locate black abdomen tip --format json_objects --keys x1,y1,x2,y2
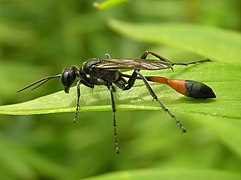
[{"x1": 185, "y1": 80, "x2": 216, "y2": 99}]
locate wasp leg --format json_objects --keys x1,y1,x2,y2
[
  {"x1": 74, "y1": 80, "x2": 81, "y2": 123},
  {"x1": 73, "y1": 78, "x2": 95, "y2": 123},
  {"x1": 136, "y1": 70, "x2": 187, "y2": 133},
  {"x1": 172, "y1": 59, "x2": 211, "y2": 66},
  {"x1": 107, "y1": 83, "x2": 120, "y2": 154},
  {"x1": 121, "y1": 51, "x2": 150, "y2": 90},
  {"x1": 145, "y1": 51, "x2": 173, "y2": 63},
  {"x1": 106, "y1": 51, "x2": 152, "y2": 91},
  {"x1": 145, "y1": 51, "x2": 210, "y2": 66},
  {"x1": 122, "y1": 50, "x2": 174, "y2": 90}
]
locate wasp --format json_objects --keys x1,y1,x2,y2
[{"x1": 18, "y1": 51, "x2": 216, "y2": 153}]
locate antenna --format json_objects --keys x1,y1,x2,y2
[{"x1": 17, "y1": 74, "x2": 61, "y2": 92}]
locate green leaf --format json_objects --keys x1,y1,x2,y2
[
  {"x1": 0, "y1": 62, "x2": 240, "y2": 120},
  {"x1": 108, "y1": 19, "x2": 241, "y2": 63},
  {"x1": 86, "y1": 168, "x2": 241, "y2": 180},
  {"x1": 0, "y1": 20, "x2": 240, "y2": 125},
  {"x1": 0, "y1": 136, "x2": 75, "y2": 179},
  {"x1": 93, "y1": 0, "x2": 128, "y2": 10},
  {"x1": 193, "y1": 114, "x2": 241, "y2": 158}
]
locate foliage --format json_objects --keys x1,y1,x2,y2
[{"x1": 0, "y1": 0, "x2": 241, "y2": 179}]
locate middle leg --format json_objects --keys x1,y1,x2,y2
[{"x1": 107, "y1": 83, "x2": 120, "y2": 154}]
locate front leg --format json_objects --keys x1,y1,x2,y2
[
  {"x1": 73, "y1": 79, "x2": 94, "y2": 123},
  {"x1": 73, "y1": 80, "x2": 81, "y2": 123}
]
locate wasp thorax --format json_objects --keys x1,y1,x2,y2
[{"x1": 61, "y1": 66, "x2": 78, "y2": 93}]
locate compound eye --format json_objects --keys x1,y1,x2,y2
[{"x1": 61, "y1": 66, "x2": 78, "y2": 93}]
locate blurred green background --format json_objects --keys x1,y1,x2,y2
[{"x1": 0, "y1": 0, "x2": 241, "y2": 179}]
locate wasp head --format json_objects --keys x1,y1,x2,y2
[{"x1": 61, "y1": 66, "x2": 78, "y2": 93}]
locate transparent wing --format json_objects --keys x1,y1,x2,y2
[{"x1": 95, "y1": 58, "x2": 172, "y2": 70}]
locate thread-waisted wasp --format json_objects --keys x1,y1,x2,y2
[{"x1": 17, "y1": 51, "x2": 216, "y2": 153}]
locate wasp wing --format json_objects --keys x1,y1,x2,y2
[{"x1": 95, "y1": 59, "x2": 172, "y2": 70}]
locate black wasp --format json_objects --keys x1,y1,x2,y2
[{"x1": 18, "y1": 51, "x2": 216, "y2": 154}]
